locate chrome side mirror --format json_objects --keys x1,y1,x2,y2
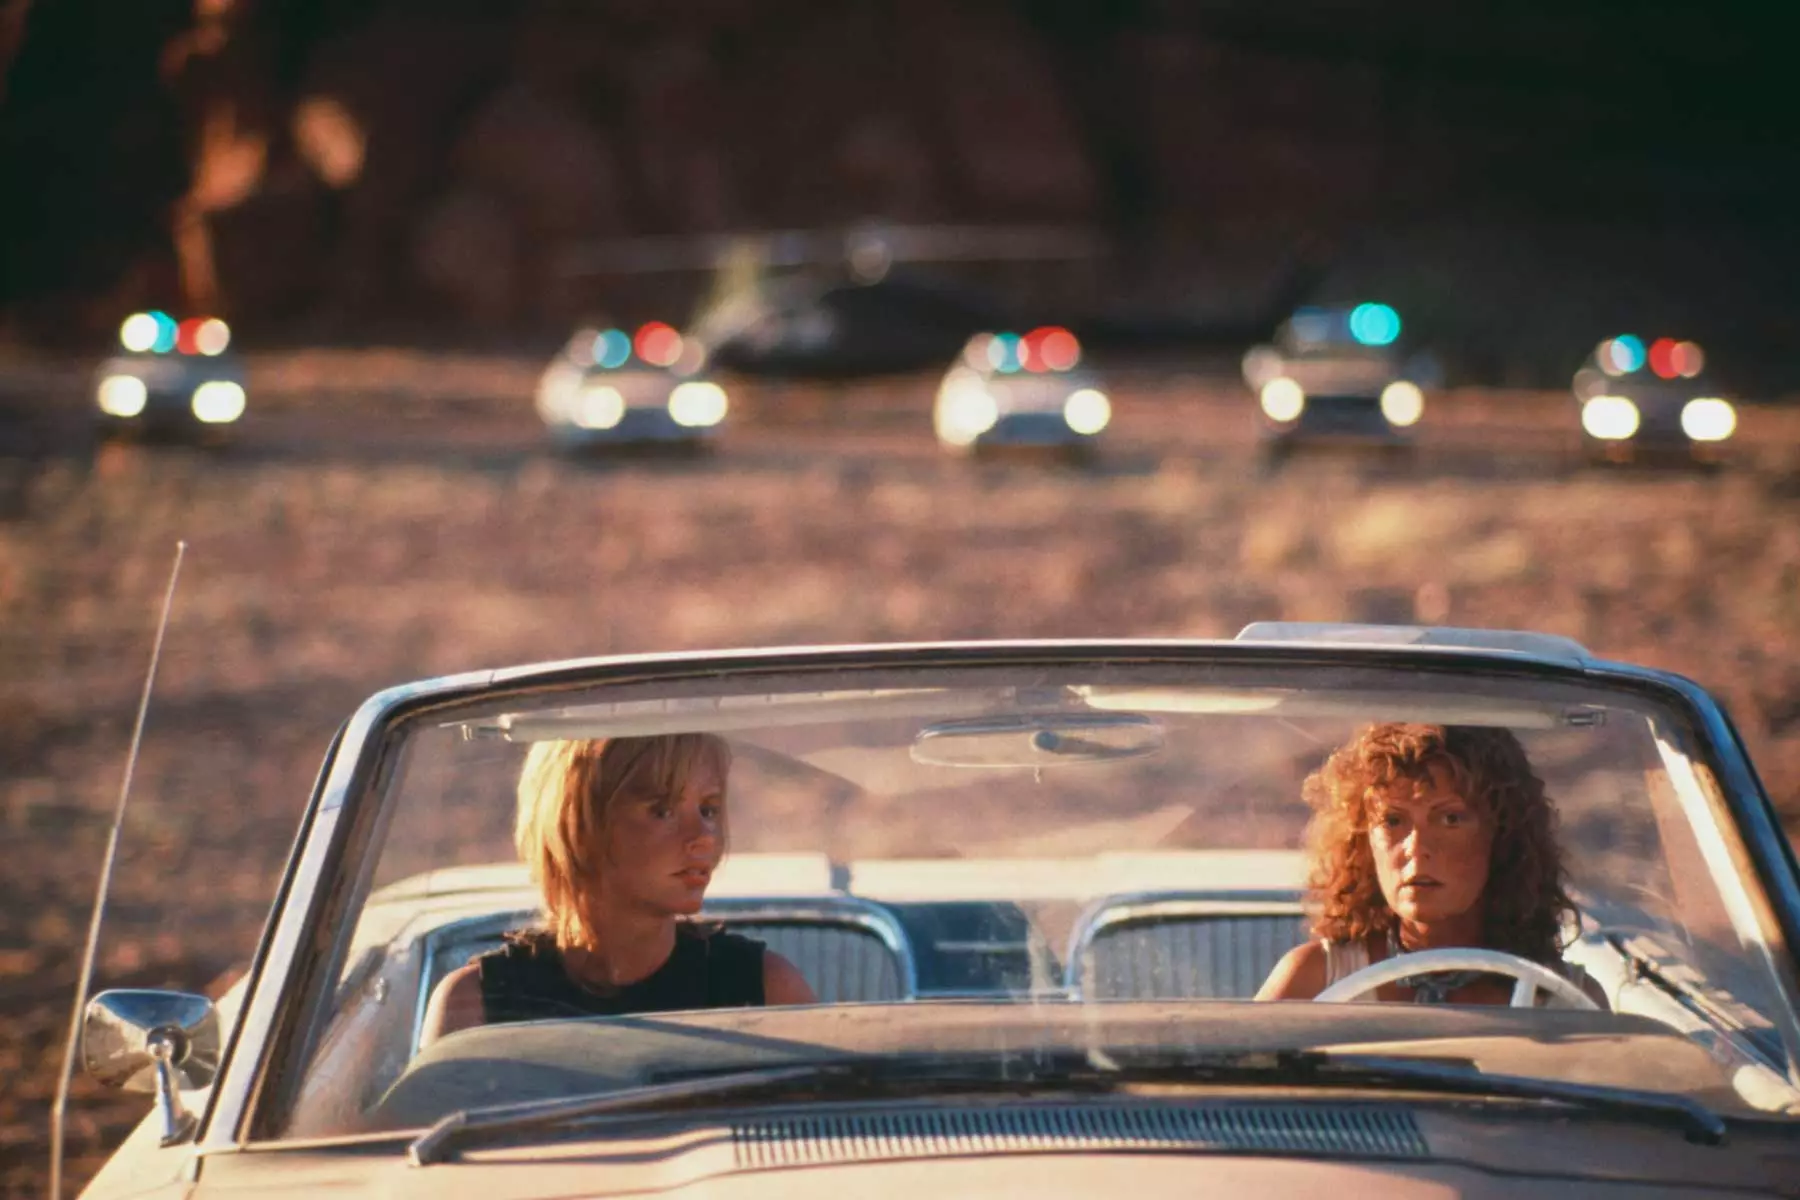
[{"x1": 83, "y1": 989, "x2": 220, "y2": 1145}]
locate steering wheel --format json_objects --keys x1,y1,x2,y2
[{"x1": 1313, "y1": 947, "x2": 1599, "y2": 1009}]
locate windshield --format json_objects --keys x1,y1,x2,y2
[{"x1": 279, "y1": 654, "x2": 1798, "y2": 1137}]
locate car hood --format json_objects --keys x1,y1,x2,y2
[{"x1": 183, "y1": 1105, "x2": 1799, "y2": 1199}]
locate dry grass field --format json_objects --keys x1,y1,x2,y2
[{"x1": 5, "y1": 354, "x2": 1800, "y2": 1195}]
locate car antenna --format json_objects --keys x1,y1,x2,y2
[{"x1": 48, "y1": 540, "x2": 186, "y2": 1200}]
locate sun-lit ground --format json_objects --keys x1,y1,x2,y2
[{"x1": 4, "y1": 356, "x2": 1800, "y2": 1194}]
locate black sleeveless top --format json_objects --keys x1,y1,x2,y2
[{"x1": 475, "y1": 925, "x2": 766, "y2": 1024}]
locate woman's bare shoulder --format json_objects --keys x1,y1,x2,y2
[
  {"x1": 762, "y1": 950, "x2": 816, "y2": 1005},
  {"x1": 1254, "y1": 939, "x2": 1329, "y2": 1001},
  {"x1": 418, "y1": 962, "x2": 485, "y2": 1049}
]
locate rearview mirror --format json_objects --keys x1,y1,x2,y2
[{"x1": 912, "y1": 712, "x2": 1163, "y2": 768}]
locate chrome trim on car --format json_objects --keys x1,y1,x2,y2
[
  {"x1": 1563, "y1": 660, "x2": 1800, "y2": 1085},
  {"x1": 410, "y1": 910, "x2": 513, "y2": 1060},
  {"x1": 701, "y1": 897, "x2": 920, "y2": 1003},
  {"x1": 202, "y1": 783, "x2": 345, "y2": 1150},
  {"x1": 1643, "y1": 701, "x2": 1800, "y2": 1085},
  {"x1": 83, "y1": 989, "x2": 222, "y2": 1146},
  {"x1": 203, "y1": 672, "x2": 491, "y2": 1151}
]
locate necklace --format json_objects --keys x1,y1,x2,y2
[{"x1": 1385, "y1": 928, "x2": 1486, "y2": 1004}]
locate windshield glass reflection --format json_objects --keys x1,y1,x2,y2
[{"x1": 283, "y1": 662, "x2": 1797, "y2": 1136}]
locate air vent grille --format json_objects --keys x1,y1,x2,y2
[{"x1": 734, "y1": 1102, "x2": 1426, "y2": 1169}]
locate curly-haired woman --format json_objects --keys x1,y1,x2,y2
[{"x1": 1256, "y1": 722, "x2": 1606, "y2": 1006}]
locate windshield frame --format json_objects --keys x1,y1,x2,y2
[{"x1": 200, "y1": 638, "x2": 1800, "y2": 1152}]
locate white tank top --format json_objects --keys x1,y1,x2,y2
[{"x1": 1321, "y1": 938, "x2": 1371, "y2": 985}]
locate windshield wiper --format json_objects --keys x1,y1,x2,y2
[{"x1": 406, "y1": 1047, "x2": 1727, "y2": 1166}]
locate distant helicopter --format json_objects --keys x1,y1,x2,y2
[
  {"x1": 547, "y1": 220, "x2": 1333, "y2": 380},
  {"x1": 549, "y1": 222, "x2": 1104, "y2": 379}
]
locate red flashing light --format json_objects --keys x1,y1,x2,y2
[
  {"x1": 175, "y1": 317, "x2": 205, "y2": 355},
  {"x1": 1022, "y1": 326, "x2": 1080, "y2": 373},
  {"x1": 1040, "y1": 327, "x2": 1079, "y2": 371},
  {"x1": 635, "y1": 322, "x2": 682, "y2": 367},
  {"x1": 1672, "y1": 341, "x2": 1704, "y2": 378},
  {"x1": 1648, "y1": 337, "x2": 1679, "y2": 380}
]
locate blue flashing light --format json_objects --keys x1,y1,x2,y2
[
  {"x1": 594, "y1": 328, "x2": 631, "y2": 369},
  {"x1": 1605, "y1": 334, "x2": 1646, "y2": 375},
  {"x1": 149, "y1": 310, "x2": 178, "y2": 354},
  {"x1": 988, "y1": 332, "x2": 1023, "y2": 374},
  {"x1": 1349, "y1": 302, "x2": 1401, "y2": 347}
]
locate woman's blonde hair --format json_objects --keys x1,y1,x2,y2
[{"x1": 514, "y1": 733, "x2": 732, "y2": 950}]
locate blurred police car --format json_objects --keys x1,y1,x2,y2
[
  {"x1": 932, "y1": 328, "x2": 1111, "y2": 460},
  {"x1": 1241, "y1": 303, "x2": 1433, "y2": 461},
  {"x1": 93, "y1": 311, "x2": 246, "y2": 443},
  {"x1": 535, "y1": 323, "x2": 727, "y2": 452},
  {"x1": 1572, "y1": 335, "x2": 1735, "y2": 465}
]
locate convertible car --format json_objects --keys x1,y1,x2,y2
[{"x1": 79, "y1": 628, "x2": 1800, "y2": 1197}]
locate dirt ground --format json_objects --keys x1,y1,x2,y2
[{"x1": 4, "y1": 357, "x2": 1800, "y2": 1196}]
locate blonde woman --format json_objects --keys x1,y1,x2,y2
[{"x1": 421, "y1": 733, "x2": 813, "y2": 1047}]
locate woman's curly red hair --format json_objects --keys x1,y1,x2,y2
[{"x1": 1303, "y1": 723, "x2": 1575, "y2": 963}]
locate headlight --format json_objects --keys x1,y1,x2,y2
[
  {"x1": 191, "y1": 380, "x2": 245, "y2": 423},
  {"x1": 535, "y1": 364, "x2": 582, "y2": 419},
  {"x1": 1581, "y1": 395, "x2": 1639, "y2": 440},
  {"x1": 1380, "y1": 380, "x2": 1424, "y2": 427},
  {"x1": 1063, "y1": 388, "x2": 1111, "y2": 435},
  {"x1": 668, "y1": 381, "x2": 728, "y2": 427},
  {"x1": 935, "y1": 374, "x2": 999, "y2": 446},
  {"x1": 119, "y1": 314, "x2": 160, "y2": 354},
  {"x1": 1241, "y1": 345, "x2": 1283, "y2": 388},
  {"x1": 573, "y1": 385, "x2": 625, "y2": 430},
  {"x1": 1260, "y1": 377, "x2": 1305, "y2": 423},
  {"x1": 195, "y1": 318, "x2": 231, "y2": 356},
  {"x1": 1681, "y1": 397, "x2": 1735, "y2": 442},
  {"x1": 97, "y1": 375, "x2": 147, "y2": 417}
]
